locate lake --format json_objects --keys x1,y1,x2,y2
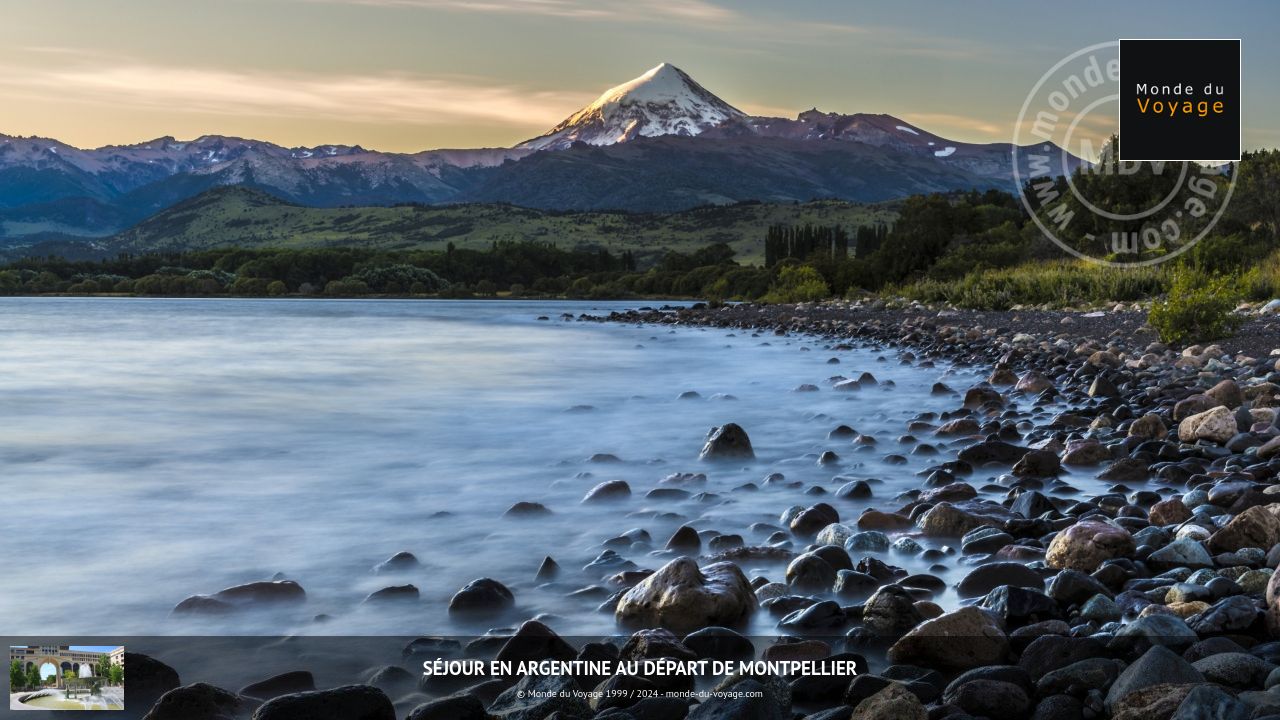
[{"x1": 0, "y1": 297, "x2": 986, "y2": 637}]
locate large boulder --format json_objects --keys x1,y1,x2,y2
[
  {"x1": 252, "y1": 685, "x2": 394, "y2": 720},
  {"x1": 125, "y1": 652, "x2": 181, "y2": 712},
  {"x1": 850, "y1": 681, "x2": 926, "y2": 720},
  {"x1": 615, "y1": 557, "x2": 755, "y2": 633},
  {"x1": 447, "y1": 578, "x2": 515, "y2": 616},
  {"x1": 1177, "y1": 406, "x2": 1237, "y2": 444},
  {"x1": 1206, "y1": 505, "x2": 1280, "y2": 553},
  {"x1": 700, "y1": 424, "x2": 754, "y2": 460},
  {"x1": 1045, "y1": 521, "x2": 1135, "y2": 572},
  {"x1": 886, "y1": 606, "x2": 1010, "y2": 671}
]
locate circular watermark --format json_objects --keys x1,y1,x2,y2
[{"x1": 1012, "y1": 41, "x2": 1237, "y2": 267}]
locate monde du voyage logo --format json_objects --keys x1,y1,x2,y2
[{"x1": 1013, "y1": 39, "x2": 1242, "y2": 267}]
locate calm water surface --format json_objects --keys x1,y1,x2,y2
[{"x1": 0, "y1": 297, "x2": 1008, "y2": 637}]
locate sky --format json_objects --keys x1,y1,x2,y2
[{"x1": 1, "y1": 0, "x2": 1277, "y2": 153}]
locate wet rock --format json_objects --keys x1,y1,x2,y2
[
  {"x1": 862, "y1": 585, "x2": 926, "y2": 637},
  {"x1": 447, "y1": 578, "x2": 515, "y2": 616},
  {"x1": 1079, "y1": 594, "x2": 1122, "y2": 623},
  {"x1": 937, "y1": 418, "x2": 981, "y2": 435},
  {"x1": 856, "y1": 510, "x2": 913, "y2": 531},
  {"x1": 845, "y1": 531, "x2": 891, "y2": 552},
  {"x1": 373, "y1": 551, "x2": 419, "y2": 574},
  {"x1": 1148, "y1": 538, "x2": 1215, "y2": 570},
  {"x1": 1177, "y1": 406, "x2": 1237, "y2": 444},
  {"x1": 956, "y1": 562, "x2": 1043, "y2": 598},
  {"x1": 1013, "y1": 450, "x2": 1061, "y2": 477},
  {"x1": 1149, "y1": 498, "x2": 1192, "y2": 526},
  {"x1": 786, "y1": 553, "x2": 837, "y2": 592},
  {"x1": 363, "y1": 585, "x2": 418, "y2": 603},
  {"x1": 779, "y1": 600, "x2": 846, "y2": 631},
  {"x1": 1016, "y1": 372, "x2": 1054, "y2": 394},
  {"x1": 1104, "y1": 646, "x2": 1204, "y2": 711},
  {"x1": 1061, "y1": 439, "x2": 1111, "y2": 465},
  {"x1": 583, "y1": 480, "x2": 631, "y2": 503},
  {"x1": 1189, "y1": 595, "x2": 1262, "y2": 634},
  {"x1": 495, "y1": 620, "x2": 578, "y2": 666},
  {"x1": 958, "y1": 439, "x2": 1026, "y2": 465},
  {"x1": 964, "y1": 385, "x2": 1005, "y2": 409},
  {"x1": 1046, "y1": 568, "x2": 1113, "y2": 606},
  {"x1": 815, "y1": 523, "x2": 855, "y2": 547},
  {"x1": 834, "y1": 570, "x2": 879, "y2": 601},
  {"x1": 535, "y1": 556, "x2": 560, "y2": 581},
  {"x1": 887, "y1": 606, "x2": 1010, "y2": 671},
  {"x1": 1046, "y1": 520, "x2": 1135, "y2": 572},
  {"x1": 252, "y1": 685, "x2": 394, "y2": 720},
  {"x1": 615, "y1": 557, "x2": 755, "y2": 633},
  {"x1": 791, "y1": 503, "x2": 840, "y2": 536},
  {"x1": 1109, "y1": 683, "x2": 1196, "y2": 720},
  {"x1": 143, "y1": 683, "x2": 244, "y2": 720},
  {"x1": 666, "y1": 525, "x2": 701, "y2": 553},
  {"x1": 175, "y1": 580, "x2": 305, "y2": 614},
  {"x1": 979, "y1": 585, "x2": 1059, "y2": 626},
  {"x1": 916, "y1": 502, "x2": 989, "y2": 537},
  {"x1": 1206, "y1": 379, "x2": 1244, "y2": 408},
  {"x1": 700, "y1": 424, "x2": 755, "y2": 460},
  {"x1": 505, "y1": 501, "x2": 552, "y2": 517},
  {"x1": 1035, "y1": 658, "x2": 1122, "y2": 697}
]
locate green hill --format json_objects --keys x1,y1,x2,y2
[{"x1": 105, "y1": 186, "x2": 895, "y2": 265}]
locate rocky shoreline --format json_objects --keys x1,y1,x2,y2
[{"x1": 121, "y1": 299, "x2": 1280, "y2": 719}]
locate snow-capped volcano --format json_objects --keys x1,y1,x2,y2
[{"x1": 517, "y1": 63, "x2": 745, "y2": 151}]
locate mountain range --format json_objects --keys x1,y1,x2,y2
[{"x1": 0, "y1": 63, "x2": 1079, "y2": 251}]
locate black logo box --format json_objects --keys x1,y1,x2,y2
[{"x1": 1119, "y1": 39, "x2": 1241, "y2": 162}]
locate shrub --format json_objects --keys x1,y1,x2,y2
[
  {"x1": 763, "y1": 265, "x2": 831, "y2": 303},
  {"x1": 323, "y1": 278, "x2": 370, "y2": 296},
  {"x1": 1147, "y1": 266, "x2": 1243, "y2": 345},
  {"x1": 352, "y1": 264, "x2": 447, "y2": 293},
  {"x1": 267, "y1": 280, "x2": 288, "y2": 296}
]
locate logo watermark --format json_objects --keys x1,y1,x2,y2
[{"x1": 1012, "y1": 41, "x2": 1237, "y2": 267}]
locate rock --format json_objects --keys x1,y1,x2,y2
[
  {"x1": 979, "y1": 585, "x2": 1059, "y2": 625},
  {"x1": 791, "y1": 504, "x2": 840, "y2": 536},
  {"x1": 1079, "y1": 594, "x2": 1122, "y2": 623},
  {"x1": 125, "y1": 652, "x2": 181, "y2": 711},
  {"x1": 666, "y1": 526, "x2": 701, "y2": 553},
  {"x1": 862, "y1": 585, "x2": 926, "y2": 637},
  {"x1": 1046, "y1": 521, "x2": 1135, "y2": 572},
  {"x1": 1046, "y1": 569, "x2": 1112, "y2": 606},
  {"x1": 447, "y1": 578, "x2": 515, "y2": 616},
  {"x1": 536, "y1": 556, "x2": 560, "y2": 581},
  {"x1": 583, "y1": 480, "x2": 631, "y2": 503},
  {"x1": 1149, "y1": 498, "x2": 1192, "y2": 526},
  {"x1": 683, "y1": 627, "x2": 754, "y2": 661},
  {"x1": 1129, "y1": 413, "x2": 1169, "y2": 440},
  {"x1": 937, "y1": 418, "x2": 981, "y2": 435},
  {"x1": 1017, "y1": 635, "x2": 1106, "y2": 678},
  {"x1": 1035, "y1": 658, "x2": 1122, "y2": 697},
  {"x1": 251, "y1": 685, "x2": 394, "y2": 720},
  {"x1": 1089, "y1": 374, "x2": 1120, "y2": 398},
  {"x1": 615, "y1": 557, "x2": 755, "y2": 633},
  {"x1": 1032, "y1": 694, "x2": 1085, "y2": 720},
  {"x1": 1061, "y1": 439, "x2": 1111, "y2": 465},
  {"x1": 1110, "y1": 683, "x2": 1196, "y2": 720},
  {"x1": 1113, "y1": 613, "x2": 1199, "y2": 650},
  {"x1": 1189, "y1": 595, "x2": 1262, "y2": 634},
  {"x1": 505, "y1": 501, "x2": 552, "y2": 517},
  {"x1": 240, "y1": 671, "x2": 316, "y2": 701},
  {"x1": 495, "y1": 620, "x2": 578, "y2": 665},
  {"x1": 175, "y1": 581, "x2": 306, "y2": 614},
  {"x1": 1169, "y1": 684, "x2": 1250, "y2": 720},
  {"x1": 786, "y1": 553, "x2": 837, "y2": 592},
  {"x1": 815, "y1": 523, "x2": 855, "y2": 547},
  {"x1": 1016, "y1": 372, "x2": 1054, "y2": 394},
  {"x1": 856, "y1": 510, "x2": 913, "y2": 531},
  {"x1": 845, "y1": 531, "x2": 891, "y2": 552},
  {"x1": 957, "y1": 439, "x2": 1025, "y2": 464},
  {"x1": 489, "y1": 675, "x2": 589, "y2": 720},
  {"x1": 1208, "y1": 505, "x2": 1280, "y2": 553},
  {"x1": 1148, "y1": 538, "x2": 1215, "y2": 570},
  {"x1": 850, "y1": 682, "x2": 926, "y2": 720},
  {"x1": 834, "y1": 570, "x2": 879, "y2": 600},
  {"x1": 886, "y1": 606, "x2": 1010, "y2": 671},
  {"x1": 779, "y1": 600, "x2": 846, "y2": 632},
  {"x1": 1206, "y1": 379, "x2": 1244, "y2": 409},
  {"x1": 956, "y1": 562, "x2": 1044, "y2": 598},
  {"x1": 917, "y1": 502, "x2": 988, "y2": 537},
  {"x1": 1011, "y1": 490, "x2": 1055, "y2": 518},
  {"x1": 143, "y1": 683, "x2": 245, "y2": 720},
  {"x1": 363, "y1": 584, "x2": 418, "y2": 603},
  {"x1": 1192, "y1": 651, "x2": 1273, "y2": 688},
  {"x1": 1104, "y1": 646, "x2": 1204, "y2": 711},
  {"x1": 1013, "y1": 450, "x2": 1062, "y2": 477},
  {"x1": 943, "y1": 679, "x2": 1030, "y2": 720},
  {"x1": 1178, "y1": 406, "x2": 1237, "y2": 444},
  {"x1": 372, "y1": 551, "x2": 419, "y2": 573},
  {"x1": 700, "y1": 424, "x2": 754, "y2": 460},
  {"x1": 406, "y1": 695, "x2": 487, "y2": 720}
]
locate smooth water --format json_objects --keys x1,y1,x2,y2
[{"x1": 0, "y1": 298, "x2": 987, "y2": 637}]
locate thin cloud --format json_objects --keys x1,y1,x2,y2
[
  {"x1": 0, "y1": 62, "x2": 592, "y2": 128},
  {"x1": 298, "y1": 0, "x2": 736, "y2": 22}
]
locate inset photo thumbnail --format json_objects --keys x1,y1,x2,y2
[{"x1": 9, "y1": 645, "x2": 124, "y2": 711}]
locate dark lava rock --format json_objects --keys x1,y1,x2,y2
[
  {"x1": 700, "y1": 423, "x2": 755, "y2": 460},
  {"x1": 447, "y1": 578, "x2": 515, "y2": 616},
  {"x1": 252, "y1": 685, "x2": 394, "y2": 720}
]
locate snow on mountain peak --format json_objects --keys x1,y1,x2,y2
[{"x1": 517, "y1": 63, "x2": 745, "y2": 151}]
